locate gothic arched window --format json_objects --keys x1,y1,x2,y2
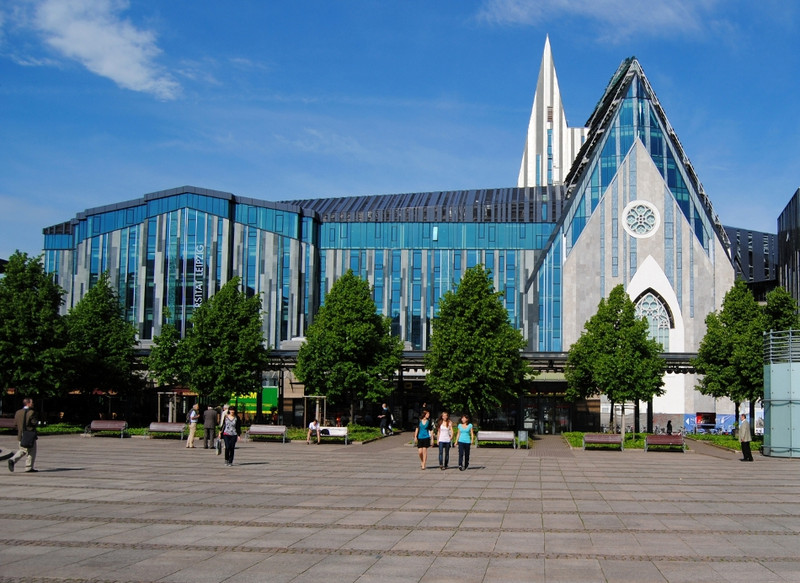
[{"x1": 634, "y1": 290, "x2": 672, "y2": 351}]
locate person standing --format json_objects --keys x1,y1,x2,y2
[
  {"x1": 456, "y1": 414, "x2": 475, "y2": 471},
  {"x1": 435, "y1": 411, "x2": 453, "y2": 470},
  {"x1": 666, "y1": 420, "x2": 673, "y2": 435},
  {"x1": 739, "y1": 413, "x2": 754, "y2": 462},
  {"x1": 219, "y1": 406, "x2": 242, "y2": 466},
  {"x1": 8, "y1": 398, "x2": 38, "y2": 473},
  {"x1": 202, "y1": 405, "x2": 218, "y2": 449},
  {"x1": 414, "y1": 409, "x2": 434, "y2": 470},
  {"x1": 186, "y1": 403, "x2": 200, "y2": 448}
]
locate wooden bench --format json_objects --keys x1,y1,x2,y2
[
  {"x1": 245, "y1": 424, "x2": 288, "y2": 443},
  {"x1": 145, "y1": 422, "x2": 187, "y2": 440},
  {"x1": 582, "y1": 433, "x2": 624, "y2": 450},
  {"x1": 476, "y1": 430, "x2": 517, "y2": 449},
  {"x1": 319, "y1": 426, "x2": 349, "y2": 445},
  {"x1": 0, "y1": 418, "x2": 16, "y2": 430},
  {"x1": 84, "y1": 419, "x2": 128, "y2": 438},
  {"x1": 645, "y1": 434, "x2": 685, "y2": 452}
]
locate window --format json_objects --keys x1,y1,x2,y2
[{"x1": 635, "y1": 290, "x2": 672, "y2": 351}]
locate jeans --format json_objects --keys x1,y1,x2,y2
[
  {"x1": 222, "y1": 434, "x2": 238, "y2": 463},
  {"x1": 438, "y1": 441, "x2": 451, "y2": 467},
  {"x1": 458, "y1": 442, "x2": 471, "y2": 468}
]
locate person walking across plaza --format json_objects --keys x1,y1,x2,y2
[
  {"x1": 186, "y1": 403, "x2": 200, "y2": 448},
  {"x1": 414, "y1": 409, "x2": 434, "y2": 470},
  {"x1": 202, "y1": 405, "x2": 218, "y2": 449},
  {"x1": 8, "y1": 397, "x2": 39, "y2": 473},
  {"x1": 378, "y1": 403, "x2": 392, "y2": 436},
  {"x1": 739, "y1": 413, "x2": 754, "y2": 462},
  {"x1": 219, "y1": 406, "x2": 241, "y2": 466},
  {"x1": 435, "y1": 411, "x2": 453, "y2": 470},
  {"x1": 456, "y1": 414, "x2": 474, "y2": 471}
]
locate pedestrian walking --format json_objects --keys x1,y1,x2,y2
[
  {"x1": 8, "y1": 397, "x2": 39, "y2": 473},
  {"x1": 456, "y1": 414, "x2": 474, "y2": 471},
  {"x1": 435, "y1": 411, "x2": 453, "y2": 470},
  {"x1": 414, "y1": 409, "x2": 434, "y2": 470},
  {"x1": 202, "y1": 405, "x2": 218, "y2": 449},
  {"x1": 378, "y1": 403, "x2": 392, "y2": 436},
  {"x1": 219, "y1": 406, "x2": 242, "y2": 466},
  {"x1": 739, "y1": 413, "x2": 754, "y2": 462}
]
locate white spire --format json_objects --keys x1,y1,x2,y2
[{"x1": 517, "y1": 36, "x2": 588, "y2": 188}]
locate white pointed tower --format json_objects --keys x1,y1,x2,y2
[{"x1": 517, "y1": 36, "x2": 588, "y2": 188}]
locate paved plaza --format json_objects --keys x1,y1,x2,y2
[{"x1": 0, "y1": 431, "x2": 799, "y2": 583}]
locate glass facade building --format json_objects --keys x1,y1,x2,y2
[
  {"x1": 44, "y1": 186, "x2": 567, "y2": 351},
  {"x1": 39, "y1": 39, "x2": 781, "y2": 430}
]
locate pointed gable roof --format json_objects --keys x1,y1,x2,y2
[{"x1": 558, "y1": 56, "x2": 730, "y2": 255}]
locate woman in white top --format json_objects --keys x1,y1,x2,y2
[
  {"x1": 435, "y1": 411, "x2": 453, "y2": 470},
  {"x1": 307, "y1": 419, "x2": 320, "y2": 444}
]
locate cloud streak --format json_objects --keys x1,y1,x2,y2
[
  {"x1": 477, "y1": 0, "x2": 722, "y2": 42},
  {"x1": 17, "y1": 0, "x2": 180, "y2": 99}
]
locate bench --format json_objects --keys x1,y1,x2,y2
[
  {"x1": 245, "y1": 424, "x2": 288, "y2": 443},
  {"x1": 0, "y1": 418, "x2": 16, "y2": 430},
  {"x1": 145, "y1": 422, "x2": 187, "y2": 440},
  {"x1": 645, "y1": 434, "x2": 685, "y2": 452},
  {"x1": 582, "y1": 433, "x2": 624, "y2": 450},
  {"x1": 319, "y1": 426, "x2": 349, "y2": 445},
  {"x1": 84, "y1": 420, "x2": 128, "y2": 438},
  {"x1": 476, "y1": 430, "x2": 517, "y2": 449}
]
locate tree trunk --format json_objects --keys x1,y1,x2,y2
[{"x1": 609, "y1": 401, "x2": 615, "y2": 432}]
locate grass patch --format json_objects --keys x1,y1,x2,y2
[
  {"x1": 563, "y1": 431, "x2": 648, "y2": 450},
  {"x1": 686, "y1": 433, "x2": 762, "y2": 451},
  {"x1": 286, "y1": 424, "x2": 382, "y2": 443}
]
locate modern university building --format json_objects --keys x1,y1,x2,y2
[{"x1": 42, "y1": 38, "x2": 780, "y2": 432}]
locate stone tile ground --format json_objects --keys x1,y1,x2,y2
[{"x1": 0, "y1": 432, "x2": 798, "y2": 582}]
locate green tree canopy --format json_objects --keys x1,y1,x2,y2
[
  {"x1": 425, "y1": 264, "x2": 528, "y2": 417},
  {"x1": 179, "y1": 277, "x2": 269, "y2": 403},
  {"x1": 0, "y1": 251, "x2": 67, "y2": 398},
  {"x1": 147, "y1": 310, "x2": 184, "y2": 389},
  {"x1": 693, "y1": 280, "x2": 796, "y2": 422},
  {"x1": 693, "y1": 279, "x2": 765, "y2": 407},
  {"x1": 64, "y1": 272, "x2": 139, "y2": 395},
  {"x1": 295, "y1": 270, "x2": 403, "y2": 415},
  {"x1": 764, "y1": 286, "x2": 800, "y2": 332},
  {"x1": 565, "y1": 285, "x2": 665, "y2": 414}
]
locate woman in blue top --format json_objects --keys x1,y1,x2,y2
[
  {"x1": 456, "y1": 414, "x2": 474, "y2": 471},
  {"x1": 414, "y1": 409, "x2": 434, "y2": 470}
]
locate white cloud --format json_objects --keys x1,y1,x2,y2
[
  {"x1": 30, "y1": 0, "x2": 180, "y2": 99},
  {"x1": 477, "y1": 0, "x2": 722, "y2": 41}
]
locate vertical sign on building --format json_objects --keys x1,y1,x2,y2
[{"x1": 194, "y1": 244, "x2": 205, "y2": 307}]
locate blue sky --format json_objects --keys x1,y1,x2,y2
[{"x1": 1, "y1": 0, "x2": 798, "y2": 260}]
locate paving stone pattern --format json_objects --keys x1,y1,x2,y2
[{"x1": 0, "y1": 433, "x2": 798, "y2": 582}]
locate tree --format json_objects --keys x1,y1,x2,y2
[
  {"x1": 565, "y1": 285, "x2": 665, "y2": 429},
  {"x1": 425, "y1": 265, "x2": 528, "y2": 419},
  {"x1": 147, "y1": 310, "x2": 184, "y2": 389},
  {"x1": 295, "y1": 270, "x2": 403, "y2": 419},
  {"x1": 64, "y1": 272, "x2": 139, "y2": 396},
  {"x1": 693, "y1": 280, "x2": 765, "y2": 425},
  {"x1": 0, "y1": 251, "x2": 67, "y2": 398},
  {"x1": 179, "y1": 277, "x2": 269, "y2": 404},
  {"x1": 764, "y1": 286, "x2": 800, "y2": 332}
]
